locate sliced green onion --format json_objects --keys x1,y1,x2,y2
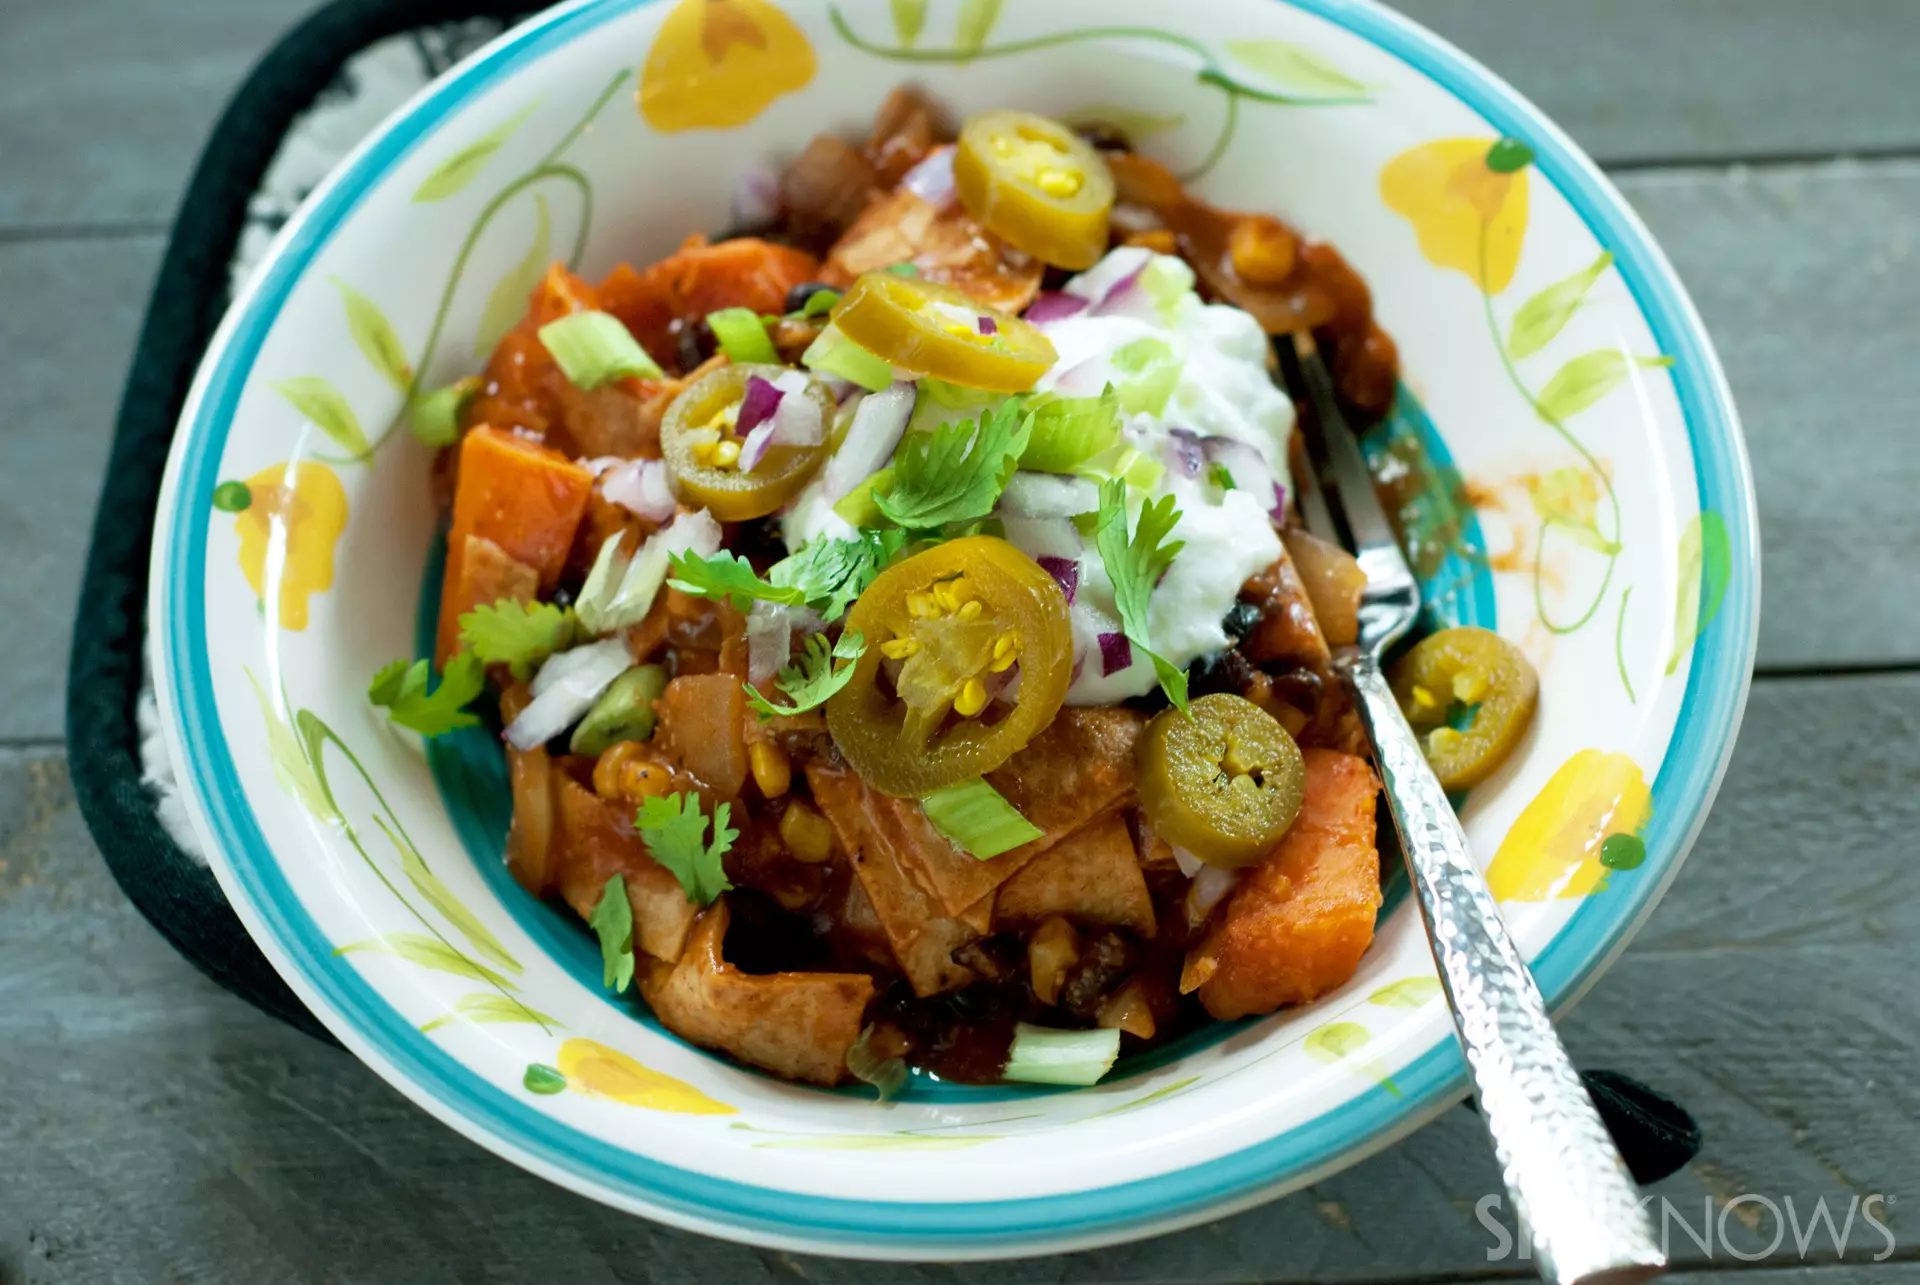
[
  {"x1": 1075, "y1": 442, "x2": 1164, "y2": 492},
  {"x1": 574, "y1": 532, "x2": 630, "y2": 635},
  {"x1": 846, "y1": 1025, "x2": 910, "y2": 1101},
  {"x1": 1002, "y1": 1023, "x2": 1121, "y2": 1086},
  {"x1": 409, "y1": 375, "x2": 480, "y2": 448},
  {"x1": 884, "y1": 262, "x2": 921, "y2": 277},
  {"x1": 919, "y1": 377, "x2": 999, "y2": 410},
  {"x1": 831, "y1": 467, "x2": 894, "y2": 527},
  {"x1": 538, "y1": 310, "x2": 664, "y2": 389},
  {"x1": 921, "y1": 777, "x2": 1042, "y2": 860},
  {"x1": 1021, "y1": 384, "x2": 1121, "y2": 473},
  {"x1": 1208, "y1": 462, "x2": 1237, "y2": 491},
  {"x1": 706, "y1": 306, "x2": 780, "y2": 364},
  {"x1": 803, "y1": 324, "x2": 895, "y2": 392},
  {"x1": 798, "y1": 288, "x2": 842, "y2": 319},
  {"x1": 1111, "y1": 336, "x2": 1183, "y2": 417},
  {"x1": 1139, "y1": 255, "x2": 1197, "y2": 322}
]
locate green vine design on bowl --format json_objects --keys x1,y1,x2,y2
[
  {"x1": 830, "y1": 3, "x2": 1373, "y2": 181},
  {"x1": 247, "y1": 671, "x2": 556, "y2": 1036},
  {"x1": 271, "y1": 70, "x2": 630, "y2": 470}
]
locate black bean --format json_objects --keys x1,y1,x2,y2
[
  {"x1": 1220, "y1": 599, "x2": 1262, "y2": 644},
  {"x1": 672, "y1": 315, "x2": 717, "y2": 372},
  {"x1": 1060, "y1": 932, "x2": 1135, "y2": 1017},
  {"x1": 1187, "y1": 649, "x2": 1257, "y2": 700}
]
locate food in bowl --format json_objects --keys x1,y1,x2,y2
[{"x1": 378, "y1": 87, "x2": 1536, "y2": 1093}]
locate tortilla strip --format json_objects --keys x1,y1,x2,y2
[
  {"x1": 995, "y1": 810, "x2": 1156, "y2": 936},
  {"x1": 552, "y1": 775, "x2": 698, "y2": 964},
  {"x1": 640, "y1": 903, "x2": 874, "y2": 1086}
]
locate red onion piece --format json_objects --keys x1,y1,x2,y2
[
  {"x1": 1166, "y1": 428, "x2": 1207, "y2": 479},
  {"x1": 1037, "y1": 556, "x2": 1079, "y2": 605},
  {"x1": 1024, "y1": 291, "x2": 1088, "y2": 325},
  {"x1": 821, "y1": 381, "x2": 914, "y2": 503},
  {"x1": 1065, "y1": 246, "x2": 1153, "y2": 307},
  {"x1": 978, "y1": 315, "x2": 998, "y2": 336},
  {"x1": 900, "y1": 144, "x2": 956, "y2": 207},
  {"x1": 737, "y1": 422, "x2": 777, "y2": 473},
  {"x1": 1201, "y1": 436, "x2": 1286, "y2": 520},
  {"x1": 1098, "y1": 631, "x2": 1133, "y2": 676},
  {"x1": 738, "y1": 375, "x2": 784, "y2": 435},
  {"x1": 600, "y1": 458, "x2": 677, "y2": 521}
]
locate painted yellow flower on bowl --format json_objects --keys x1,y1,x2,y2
[
  {"x1": 214, "y1": 460, "x2": 348, "y2": 632},
  {"x1": 1485, "y1": 749, "x2": 1651, "y2": 902},
  {"x1": 640, "y1": 0, "x2": 816, "y2": 132},
  {"x1": 523, "y1": 1038, "x2": 737, "y2": 1115},
  {"x1": 1380, "y1": 137, "x2": 1532, "y2": 293}
]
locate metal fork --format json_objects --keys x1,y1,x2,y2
[{"x1": 1279, "y1": 334, "x2": 1666, "y2": 1285}]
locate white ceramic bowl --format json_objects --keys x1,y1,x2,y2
[{"x1": 152, "y1": 0, "x2": 1758, "y2": 1259}]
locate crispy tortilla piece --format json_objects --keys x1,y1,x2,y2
[
  {"x1": 995, "y1": 810, "x2": 1156, "y2": 936},
  {"x1": 1191, "y1": 749, "x2": 1383, "y2": 1020},
  {"x1": 551, "y1": 775, "x2": 698, "y2": 964},
  {"x1": 823, "y1": 182, "x2": 1043, "y2": 314},
  {"x1": 639, "y1": 901, "x2": 874, "y2": 1086},
  {"x1": 807, "y1": 763, "x2": 984, "y2": 996}
]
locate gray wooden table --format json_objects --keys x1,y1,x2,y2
[{"x1": 5, "y1": 1, "x2": 1918, "y2": 1281}]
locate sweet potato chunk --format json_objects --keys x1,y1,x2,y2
[
  {"x1": 599, "y1": 236, "x2": 819, "y2": 362},
  {"x1": 995, "y1": 811, "x2": 1155, "y2": 936},
  {"x1": 1193, "y1": 749, "x2": 1383, "y2": 1020},
  {"x1": 639, "y1": 902, "x2": 874, "y2": 1086},
  {"x1": 550, "y1": 775, "x2": 698, "y2": 964},
  {"x1": 436, "y1": 427, "x2": 592, "y2": 662}
]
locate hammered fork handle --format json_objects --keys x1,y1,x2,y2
[{"x1": 1340, "y1": 653, "x2": 1665, "y2": 1285}]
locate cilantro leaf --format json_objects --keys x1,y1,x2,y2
[
  {"x1": 458, "y1": 598, "x2": 577, "y2": 681},
  {"x1": 1093, "y1": 478, "x2": 1191, "y2": 713},
  {"x1": 588, "y1": 874, "x2": 635, "y2": 992},
  {"x1": 744, "y1": 631, "x2": 866, "y2": 721},
  {"x1": 367, "y1": 651, "x2": 486, "y2": 736},
  {"x1": 635, "y1": 793, "x2": 737, "y2": 906},
  {"x1": 874, "y1": 400, "x2": 1033, "y2": 529},
  {"x1": 666, "y1": 550, "x2": 808, "y2": 613},
  {"x1": 769, "y1": 529, "x2": 907, "y2": 620}
]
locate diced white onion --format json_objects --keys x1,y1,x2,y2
[
  {"x1": 820, "y1": 381, "x2": 914, "y2": 504},
  {"x1": 900, "y1": 145, "x2": 957, "y2": 207},
  {"x1": 998, "y1": 471, "x2": 1099, "y2": 520},
  {"x1": 1186, "y1": 863, "x2": 1241, "y2": 924},
  {"x1": 597, "y1": 509, "x2": 721, "y2": 633},
  {"x1": 1172, "y1": 845, "x2": 1205, "y2": 879},
  {"x1": 1064, "y1": 245, "x2": 1152, "y2": 306},
  {"x1": 507, "y1": 638, "x2": 633, "y2": 750},
  {"x1": 600, "y1": 457, "x2": 677, "y2": 521}
]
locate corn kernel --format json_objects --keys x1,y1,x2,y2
[
  {"x1": 593, "y1": 741, "x2": 675, "y2": 805},
  {"x1": 1124, "y1": 228, "x2": 1178, "y2": 254},
  {"x1": 779, "y1": 801, "x2": 836, "y2": 864},
  {"x1": 711, "y1": 438, "x2": 742, "y2": 469},
  {"x1": 880, "y1": 636, "x2": 920, "y2": 660},
  {"x1": 956, "y1": 599, "x2": 983, "y2": 622},
  {"x1": 1229, "y1": 215, "x2": 1299, "y2": 286},
  {"x1": 1036, "y1": 168, "x2": 1083, "y2": 198},
  {"x1": 748, "y1": 739, "x2": 791, "y2": 798}
]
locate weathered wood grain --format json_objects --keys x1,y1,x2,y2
[
  {"x1": 1391, "y1": 0, "x2": 1920, "y2": 169},
  {"x1": 5, "y1": 0, "x2": 1920, "y2": 233},
  {"x1": 0, "y1": 0, "x2": 316, "y2": 232},
  {"x1": 1614, "y1": 162, "x2": 1920, "y2": 670},
  {"x1": 6, "y1": 673, "x2": 1916, "y2": 1283},
  {"x1": 0, "y1": 237, "x2": 164, "y2": 742}
]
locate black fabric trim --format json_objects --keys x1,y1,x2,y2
[{"x1": 66, "y1": 0, "x2": 532, "y2": 1045}]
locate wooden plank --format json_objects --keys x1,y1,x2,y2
[
  {"x1": 1614, "y1": 161, "x2": 1920, "y2": 670},
  {"x1": 5, "y1": 672, "x2": 1916, "y2": 1281},
  {"x1": 1391, "y1": 0, "x2": 1920, "y2": 167},
  {"x1": 0, "y1": 236, "x2": 164, "y2": 742},
  {"x1": 5, "y1": 0, "x2": 1920, "y2": 233},
  {"x1": 0, "y1": 0, "x2": 316, "y2": 231}
]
